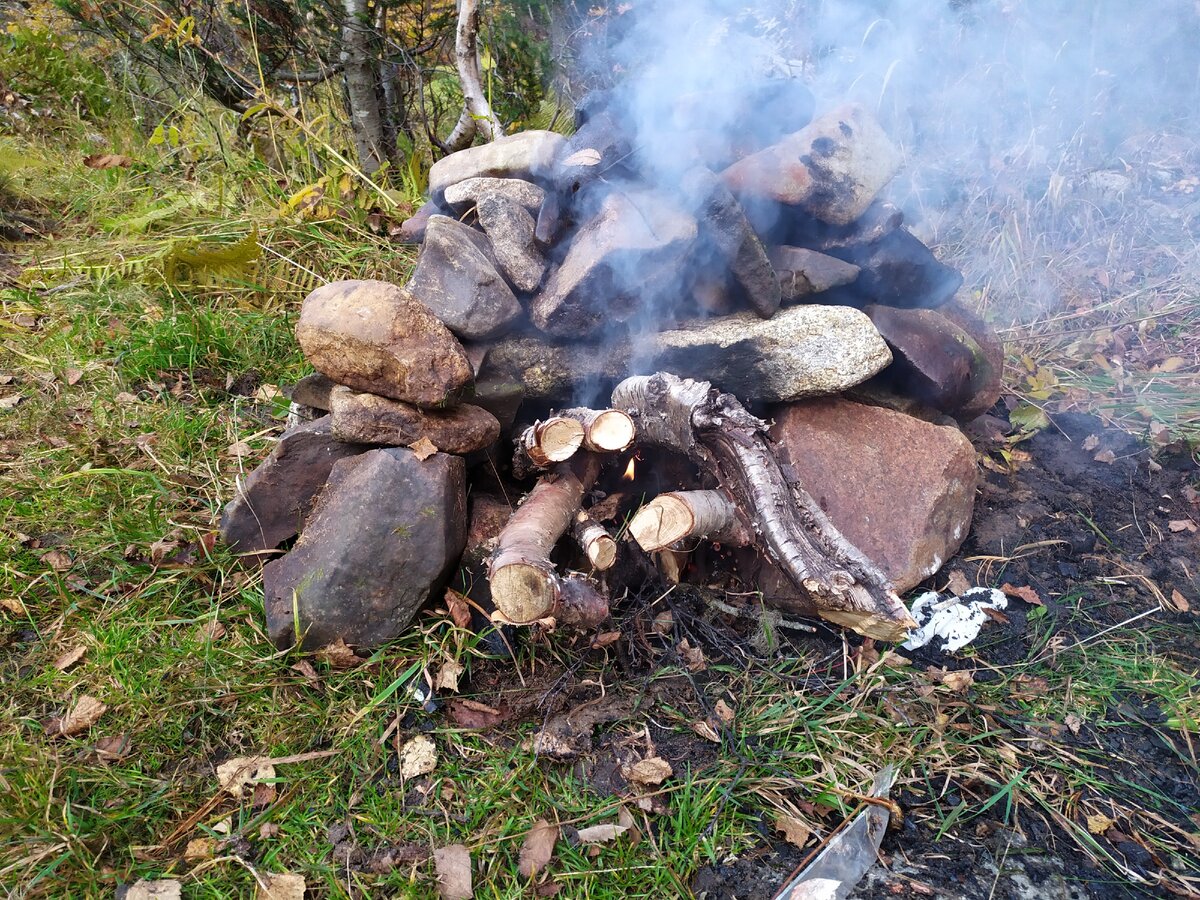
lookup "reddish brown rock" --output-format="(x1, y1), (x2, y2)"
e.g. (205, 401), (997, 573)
(865, 301), (1001, 419)
(219, 417), (366, 559)
(768, 398), (977, 592)
(329, 386), (500, 454)
(396, 199), (442, 244)
(296, 279), (473, 408)
(721, 103), (901, 226)
(263, 448), (467, 649)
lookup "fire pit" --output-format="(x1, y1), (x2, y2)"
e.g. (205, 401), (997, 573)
(219, 92), (1001, 654)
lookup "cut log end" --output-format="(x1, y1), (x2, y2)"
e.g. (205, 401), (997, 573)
(520, 416), (585, 469)
(629, 490), (737, 552)
(490, 563), (559, 623)
(584, 410), (636, 452)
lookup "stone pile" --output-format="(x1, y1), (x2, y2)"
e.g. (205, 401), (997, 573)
(220, 88), (1001, 651)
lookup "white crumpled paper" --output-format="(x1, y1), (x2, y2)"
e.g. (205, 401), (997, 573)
(902, 587), (1008, 653)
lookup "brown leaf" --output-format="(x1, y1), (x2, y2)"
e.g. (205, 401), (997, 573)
(518, 818), (559, 879)
(436, 659), (464, 692)
(1093, 448), (1117, 464)
(946, 570), (971, 596)
(0, 393), (23, 409)
(624, 756), (673, 787)
(591, 631), (621, 649)
(651, 610), (674, 634)
(256, 872), (306, 900)
(125, 880), (182, 899)
(691, 720), (720, 742)
(448, 699), (503, 729)
(1001, 583), (1043, 606)
(46, 694), (108, 737)
(409, 436), (438, 461)
(677, 638), (707, 672)
(399, 734), (437, 778)
(1, 596), (27, 616)
(1082, 434), (1100, 451)
(982, 606), (1011, 625)
(714, 699), (735, 724)
(54, 646), (86, 670)
(291, 659), (319, 685)
(1168, 519), (1197, 533)
(198, 620), (226, 642)
(1087, 813), (1117, 835)
(434, 844), (473, 899)
(1168, 589), (1190, 612)
(217, 756), (275, 797)
(1011, 674), (1050, 699)
(115, 391), (139, 404)
(64, 368), (84, 386)
(225, 440), (253, 458)
(315, 637), (364, 668)
(183, 837), (214, 862)
(1065, 713), (1083, 735)
(774, 813), (812, 849)
(83, 153), (133, 169)
(576, 823), (628, 844)
(445, 589), (472, 629)
(94, 733), (132, 763)
(940, 669), (975, 693)
(42, 549), (72, 572)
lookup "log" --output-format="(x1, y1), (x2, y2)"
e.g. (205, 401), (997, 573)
(628, 490), (744, 552)
(560, 408), (636, 453)
(611, 373), (916, 642)
(571, 511), (617, 570)
(515, 417), (585, 471)
(488, 454), (602, 623)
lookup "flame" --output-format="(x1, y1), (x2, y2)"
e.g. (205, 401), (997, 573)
(622, 458), (637, 481)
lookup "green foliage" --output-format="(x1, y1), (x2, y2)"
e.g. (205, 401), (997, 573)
(0, 23), (115, 120)
(486, 1), (554, 127)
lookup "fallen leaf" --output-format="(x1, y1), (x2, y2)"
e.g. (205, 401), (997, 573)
(714, 699), (735, 724)
(940, 669), (975, 693)
(1, 597), (27, 615)
(624, 756), (673, 787)
(83, 153), (133, 169)
(0, 394), (23, 409)
(1087, 813), (1117, 835)
(198, 620), (226, 642)
(946, 570), (971, 596)
(1168, 519), (1197, 533)
(445, 589), (472, 629)
(64, 368), (83, 386)
(535, 883), (562, 897)
(1001, 583), (1043, 606)
(982, 606), (1011, 625)
(448, 699), (504, 729)
(253, 781), (276, 808)
(1011, 674), (1050, 699)
(46, 694), (108, 737)
(125, 879), (182, 899)
(183, 837), (214, 862)
(677, 638), (706, 671)
(225, 440), (253, 458)
(518, 818), (559, 879)
(409, 436), (438, 461)
(260, 822), (280, 840)
(94, 733), (132, 762)
(436, 659), (464, 692)
(399, 734), (437, 778)
(591, 631), (621, 649)
(53, 646), (86, 670)
(1093, 449), (1117, 464)
(217, 756), (275, 798)
(1082, 434), (1100, 451)
(254, 384), (283, 402)
(291, 659), (319, 685)
(115, 391), (139, 404)
(1168, 589), (1190, 612)
(576, 823), (628, 844)
(42, 549), (72, 571)
(1065, 713), (1083, 735)
(651, 610), (674, 634)
(315, 638), (363, 668)
(434, 844), (473, 899)
(257, 872), (306, 900)
(691, 720), (720, 742)
(774, 813), (812, 849)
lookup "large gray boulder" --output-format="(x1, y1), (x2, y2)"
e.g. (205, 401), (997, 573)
(443, 177), (545, 216)
(407, 216), (522, 341)
(263, 448), (467, 650)
(296, 279), (473, 408)
(476, 195), (546, 293)
(219, 417), (366, 559)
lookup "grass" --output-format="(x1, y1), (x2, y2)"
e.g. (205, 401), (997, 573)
(2, 37), (1200, 900)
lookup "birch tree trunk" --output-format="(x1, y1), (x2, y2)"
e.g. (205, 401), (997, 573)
(442, 0), (504, 152)
(340, 0), (388, 173)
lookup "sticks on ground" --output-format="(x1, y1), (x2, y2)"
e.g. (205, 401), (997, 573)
(612, 372), (915, 641)
(571, 511), (617, 570)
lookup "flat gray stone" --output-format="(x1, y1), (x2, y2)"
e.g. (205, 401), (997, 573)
(443, 177), (544, 216)
(651, 304), (892, 402)
(407, 216), (521, 341)
(288, 373), (337, 411)
(263, 448), (467, 650)
(476, 195), (546, 293)
(296, 279), (473, 407)
(219, 417), (366, 559)
(428, 131), (565, 197)
(771, 246), (861, 300)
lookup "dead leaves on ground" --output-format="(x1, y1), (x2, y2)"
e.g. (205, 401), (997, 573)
(45, 694), (107, 737)
(217, 756), (276, 798)
(257, 872), (307, 900)
(399, 734), (438, 778)
(433, 844), (473, 899)
(82, 153), (133, 169)
(125, 879), (181, 899)
(774, 813), (812, 849)
(1000, 582), (1044, 606)
(518, 818), (559, 879)
(622, 756), (673, 787)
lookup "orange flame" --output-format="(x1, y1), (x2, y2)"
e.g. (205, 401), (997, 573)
(622, 458), (637, 481)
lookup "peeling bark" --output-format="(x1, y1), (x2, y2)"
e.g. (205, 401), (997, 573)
(612, 373), (916, 641)
(340, 0), (388, 173)
(571, 511), (617, 570)
(442, 0), (504, 152)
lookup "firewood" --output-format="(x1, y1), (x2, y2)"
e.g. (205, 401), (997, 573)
(571, 511), (617, 570)
(488, 454), (602, 623)
(611, 373), (916, 642)
(514, 416), (585, 473)
(628, 490), (743, 552)
(560, 408), (636, 453)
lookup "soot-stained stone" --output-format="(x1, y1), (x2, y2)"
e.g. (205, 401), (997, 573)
(475, 195), (547, 293)
(263, 448), (466, 650)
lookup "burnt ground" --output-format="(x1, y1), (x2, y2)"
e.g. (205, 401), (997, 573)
(454, 408), (1199, 899)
